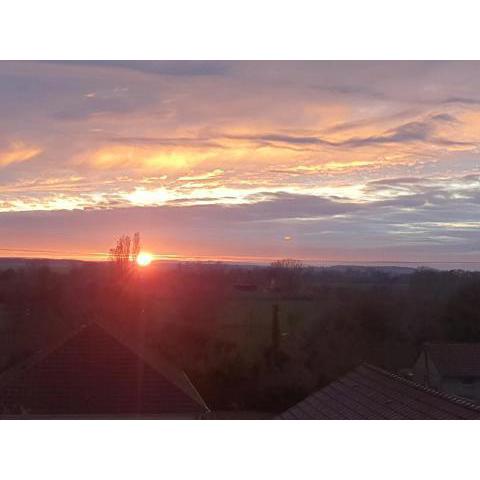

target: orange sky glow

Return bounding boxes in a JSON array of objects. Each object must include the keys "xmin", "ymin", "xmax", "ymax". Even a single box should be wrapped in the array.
[{"xmin": 1, "ymin": 61, "xmax": 480, "ymax": 266}]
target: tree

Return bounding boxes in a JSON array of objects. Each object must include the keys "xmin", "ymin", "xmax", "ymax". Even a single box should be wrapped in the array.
[
  {"xmin": 445, "ymin": 280, "xmax": 480, "ymax": 341},
  {"xmin": 109, "ymin": 232, "xmax": 141, "ymax": 275},
  {"xmin": 269, "ymin": 259, "xmax": 306, "ymax": 294}
]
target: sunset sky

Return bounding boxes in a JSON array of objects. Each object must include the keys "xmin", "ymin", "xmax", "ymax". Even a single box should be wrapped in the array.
[{"xmin": 1, "ymin": 61, "xmax": 480, "ymax": 264}]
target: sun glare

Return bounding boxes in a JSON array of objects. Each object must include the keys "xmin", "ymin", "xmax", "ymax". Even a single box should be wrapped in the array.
[{"xmin": 137, "ymin": 251, "xmax": 153, "ymax": 267}]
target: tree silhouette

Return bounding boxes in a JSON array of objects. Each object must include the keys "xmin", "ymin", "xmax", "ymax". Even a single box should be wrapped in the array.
[
  {"xmin": 269, "ymin": 258, "xmax": 306, "ymax": 294},
  {"xmin": 109, "ymin": 232, "xmax": 141, "ymax": 275}
]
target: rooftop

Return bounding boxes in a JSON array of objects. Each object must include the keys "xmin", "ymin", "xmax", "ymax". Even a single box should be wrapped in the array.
[
  {"xmin": 0, "ymin": 322, "xmax": 208, "ymax": 418},
  {"xmin": 278, "ymin": 364, "xmax": 480, "ymax": 420}
]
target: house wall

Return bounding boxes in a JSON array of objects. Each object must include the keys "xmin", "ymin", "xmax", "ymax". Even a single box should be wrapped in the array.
[
  {"xmin": 413, "ymin": 351, "xmax": 480, "ymax": 401},
  {"xmin": 412, "ymin": 351, "xmax": 442, "ymax": 389},
  {"xmin": 440, "ymin": 378, "xmax": 480, "ymax": 402}
]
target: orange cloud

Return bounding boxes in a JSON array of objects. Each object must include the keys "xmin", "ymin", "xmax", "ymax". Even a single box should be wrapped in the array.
[
  {"xmin": 76, "ymin": 144, "xmax": 219, "ymax": 172},
  {"xmin": 0, "ymin": 142, "xmax": 42, "ymax": 168}
]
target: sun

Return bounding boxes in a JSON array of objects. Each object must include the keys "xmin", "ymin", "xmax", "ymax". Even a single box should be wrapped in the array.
[{"xmin": 136, "ymin": 251, "xmax": 153, "ymax": 267}]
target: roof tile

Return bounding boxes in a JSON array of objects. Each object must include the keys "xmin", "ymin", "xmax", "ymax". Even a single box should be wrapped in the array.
[
  {"xmin": 0, "ymin": 323, "xmax": 207, "ymax": 418},
  {"xmin": 278, "ymin": 364, "xmax": 480, "ymax": 420}
]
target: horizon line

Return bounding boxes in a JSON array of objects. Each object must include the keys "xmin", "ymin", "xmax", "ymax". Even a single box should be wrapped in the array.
[{"xmin": 2, "ymin": 254, "xmax": 480, "ymax": 268}]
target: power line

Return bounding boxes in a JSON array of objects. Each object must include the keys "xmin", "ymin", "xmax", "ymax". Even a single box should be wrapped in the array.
[
  {"xmin": 0, "ymin": 247, "xmax": 107, "ymax": 257},
  {"xmin": 0, "ymin": 246, "xmax": 480, "ymax": 265}
]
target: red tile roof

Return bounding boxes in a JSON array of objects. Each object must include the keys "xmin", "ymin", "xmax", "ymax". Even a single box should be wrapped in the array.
[
  {"xmin": 424, "ymin": 343, "xmax": 480, "ymax": 377},
  {"xmin": 0, "ymin": 322, "xmax": 208, "ymax": 418},
  {"xmin": 278, "ymin": 364, "xmax": 480, "ymax": 420}
]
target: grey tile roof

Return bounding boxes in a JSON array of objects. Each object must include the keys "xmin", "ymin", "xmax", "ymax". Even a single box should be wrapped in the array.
[
  {"xmin": 424, "ymin": 343, "xmax": 480, "ymax": 377},
  {"xmin": 278, "ymin": 364, "xmax": 480, "ymax": 420}
]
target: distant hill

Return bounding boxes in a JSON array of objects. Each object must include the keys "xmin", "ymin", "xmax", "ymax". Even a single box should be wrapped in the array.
[
  {"xmin": 0, "ymin": 257, "xmax": 454, "ymax": 276},
  {"xmin": 320, "ymin": 265, "xmax": 418, "ymax": 275},
  {"xmin": 0, "ymin": 258, "xmax": 93, "ymax": 271}
]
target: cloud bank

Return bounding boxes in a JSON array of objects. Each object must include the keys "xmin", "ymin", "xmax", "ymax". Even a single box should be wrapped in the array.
[{"xmin": 1, "ymin": 61, "xmax": 480, "ymax": 263}]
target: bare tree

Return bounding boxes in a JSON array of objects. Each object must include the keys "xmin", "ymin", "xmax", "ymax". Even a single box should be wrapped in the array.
[
  {"xmin": 270, "ymin": 258, "xmax": 305, "ymax": 272},
  {"xmin": 109, "ymin": 232, "xmax": 141, "ymax": 275},
  {"xmin": 269, "ymin": 258, "xmax": 306, "ymax": 294},
  {"xmin": 131, "ymin": 232, "xmax": 140, "ymax": 265}
]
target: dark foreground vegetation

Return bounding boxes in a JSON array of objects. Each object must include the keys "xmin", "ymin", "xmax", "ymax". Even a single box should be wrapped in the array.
[{"xmin": 1, "ymin": 257, "xmax": 480, "ymax": 413}]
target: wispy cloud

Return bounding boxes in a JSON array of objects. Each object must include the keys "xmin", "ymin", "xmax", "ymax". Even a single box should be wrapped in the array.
[{"xmin": 0, "ymin": 142, "xmax": 42, "ymax": 168}]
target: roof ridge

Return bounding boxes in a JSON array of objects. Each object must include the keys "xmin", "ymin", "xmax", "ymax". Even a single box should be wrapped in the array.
[
  {"xmin": 96, "ymin": 321, "xmax": 209, "ymax": 410},
  {"xmin": 0, "ymin": 320, "xmax": 208, "ymax": 411},
  {"xmin": 0, "ymin": 322, "xmax": 92, "ymax": 390},
  {"xmin": 363, "ymin": 363, "xmax": 480, "ymax": 413}
]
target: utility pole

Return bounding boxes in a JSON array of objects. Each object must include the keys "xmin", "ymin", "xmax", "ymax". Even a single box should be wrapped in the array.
[{"xmin": 272, "ymin": 303, "xmax": 280, "ymax": 366}]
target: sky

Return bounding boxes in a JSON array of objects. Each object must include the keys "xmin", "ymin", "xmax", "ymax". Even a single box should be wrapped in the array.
[{"xmin": 1, "ymin": 61, "xmax": 480, "ymax": 265}]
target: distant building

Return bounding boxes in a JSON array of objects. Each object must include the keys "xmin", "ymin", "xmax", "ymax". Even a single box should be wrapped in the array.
[
  {"xmin": 278, "ymin": 364, "xmax": 480, "ymax": 419},
  {"xmin": 0, "ymin": 322, "xmax": 208, "ymax": 419},
  {"xmin": 412, "ymin": 343, "xmax": 480, "ymax": 402},
  {"xmin": 234, "ymin": 284, "xmax": 258, "ymax": 293}
]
